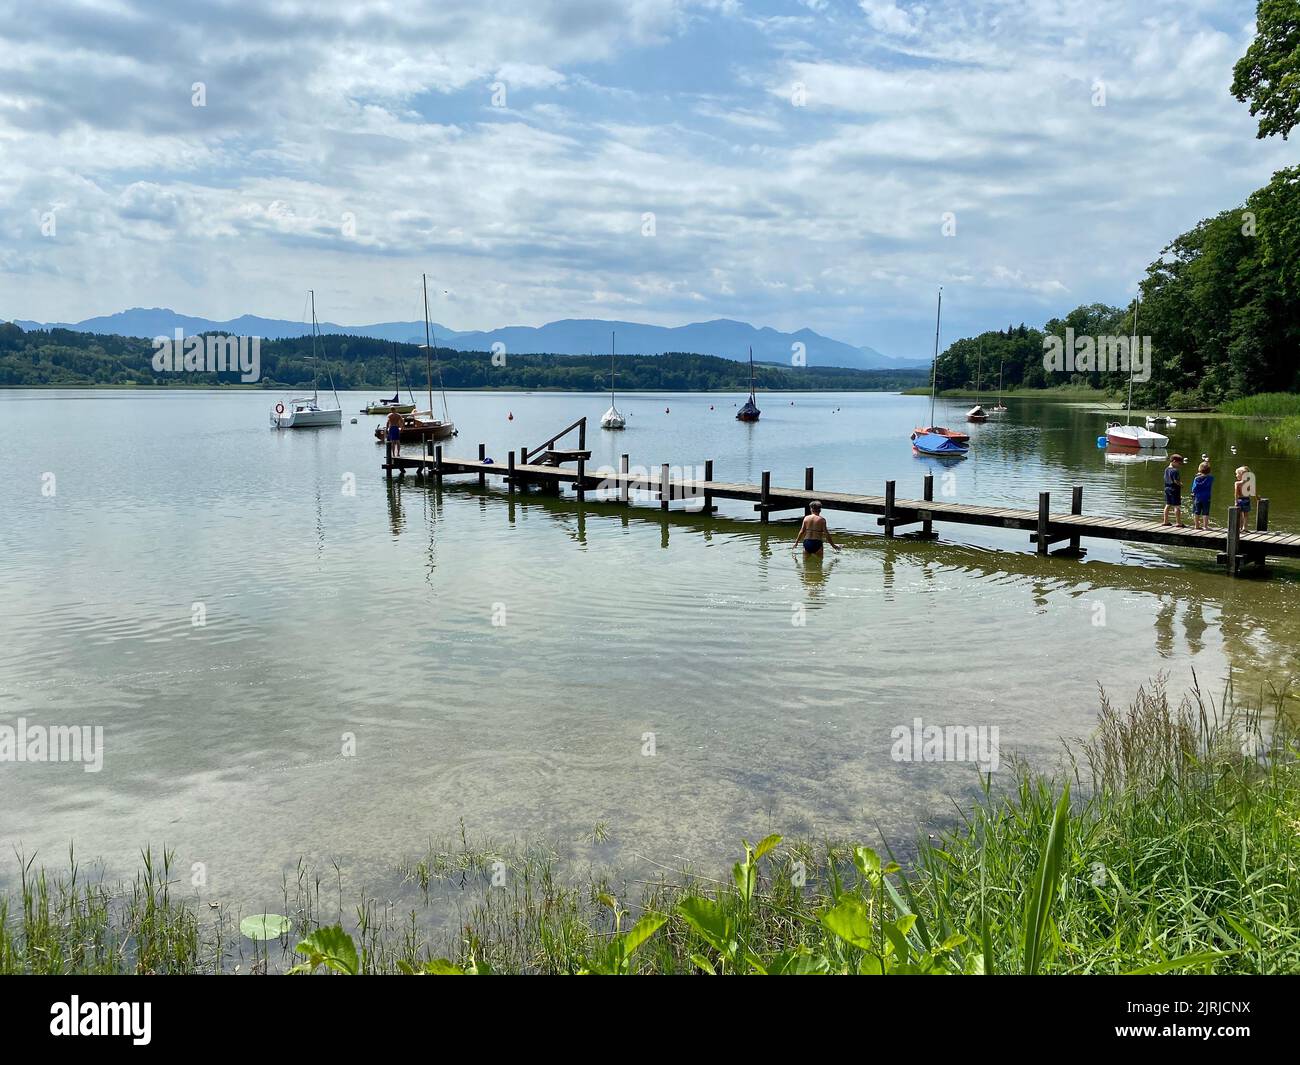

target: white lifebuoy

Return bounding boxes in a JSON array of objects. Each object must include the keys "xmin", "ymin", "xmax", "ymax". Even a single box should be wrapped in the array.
[{"xmin": 275, "ymin": 403, "xmax": 285, "ymax": 414}]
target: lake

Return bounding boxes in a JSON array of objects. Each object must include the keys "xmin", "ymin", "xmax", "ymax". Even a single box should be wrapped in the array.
[{"xmin": 1, "ymin": 388, "xmax": 1296, "ymax": 914}]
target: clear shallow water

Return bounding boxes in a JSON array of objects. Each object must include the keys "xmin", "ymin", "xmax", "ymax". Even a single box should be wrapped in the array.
[{"xmin": 1, "ymin": 388, "xmax": 1297, "ymax": 906}]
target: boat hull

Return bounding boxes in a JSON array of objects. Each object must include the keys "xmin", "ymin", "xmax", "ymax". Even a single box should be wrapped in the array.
[
  {"xmin": 912, "ymin": 432, "xmax": 969, "ymax": 458},
  {"xmin": 374, "ymin": 419, "xmax": 455, "ymax": 444},
  {"xmin": 600, "ymin": 406, "xmax": 625, "ymax": 430},
  {"xmin": 271, "ymin": 407, "xmax": 342, "ymax": 429},
  {"xmin": 1106, "ymin": 425, "xmax": 1168, "ymax": 448},
  {"xmin": 912, "ymin": 425, "xmax": 970, "ymax": 444},
  {"xmin": 363, "ymin": 403, "xmax": 415, "ymax": 415}
]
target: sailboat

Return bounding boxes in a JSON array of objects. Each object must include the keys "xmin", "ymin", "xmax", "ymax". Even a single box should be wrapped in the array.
[
  {"xmin": 966, "ymin": 340, "xmax": 988, "ymax": 422},
  {"xmin": 373, "ymin": 274, "xmax": 455, "ymax": 445},
  {"xmin": 736, "ymin": 346, "xmax": 760, "ymax": 422},
  {"xmin": 270, "ymin": 291, "xmax": 343, "ymax": 429},
  {"xmin": 990, "ymin": 357, "xmax": 1008, "ymax": 414},
  {"xmin": 912, "ymin": 287, "xmax": 970, "ymax": 450},
  {"xmin": 362, "ymin": 343, "xmax": 416, "ymax": 415},
  {"xmin": 1105, "ymin": 296, "xmax": 1168, "ymax": 448},
  {"xmin": 600, "ymin": 331, "xmax": 625, "ymax": 429}
]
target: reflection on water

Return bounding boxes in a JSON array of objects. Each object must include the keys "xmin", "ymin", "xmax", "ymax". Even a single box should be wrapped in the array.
[{"xmin": 0, "ymin": 388, "xmax": 1296, "ymax": 909}]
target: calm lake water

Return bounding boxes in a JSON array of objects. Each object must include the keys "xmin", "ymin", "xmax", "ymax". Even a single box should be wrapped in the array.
[{"xmin": 1, "ymin": 388, "xmax": 1297, "ymax": 912}]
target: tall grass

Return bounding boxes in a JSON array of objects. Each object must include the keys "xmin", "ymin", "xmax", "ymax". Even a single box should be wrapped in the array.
[
  {"xmin": 1220, "ymin": 392, "xmax": 1300, "ymax": 418},
  {"xmin": 2, "ymin": 682, "xmax": 1296, "ymax": 974}
]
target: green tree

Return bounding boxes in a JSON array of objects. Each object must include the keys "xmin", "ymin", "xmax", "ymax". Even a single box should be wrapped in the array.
[{"xmin": 1232, "ymin": 0, "xmax": 1300, "ymax": 141}]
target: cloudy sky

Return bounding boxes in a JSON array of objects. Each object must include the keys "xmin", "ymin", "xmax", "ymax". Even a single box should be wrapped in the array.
[{"xmin": 0, "ymin": 0, "xmax": 1291, "ymax": 355}]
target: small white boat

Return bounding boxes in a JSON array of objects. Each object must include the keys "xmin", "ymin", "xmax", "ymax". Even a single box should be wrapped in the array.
[
  {"xmin": 601, "ymin": 331, "xmax": 625, "ymax": 430},
  {"xmin": 272, "ymin": 398, "xmax": 342, "ymax": 429},
  {"xmin": 271, "ymin": 291, "xmax": 342, "ymax": 429},
  {"xmin": 1106, "ymin": 422, "xmax": 1169, "ymax": 448}
]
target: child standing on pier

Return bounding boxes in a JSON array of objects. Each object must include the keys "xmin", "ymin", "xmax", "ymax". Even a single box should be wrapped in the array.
[
  {"xmin": 1235, "ymin": 466, "xmax": 1254, "ymax": 533},
  {"xmin": 1161, "ymin": 454, "xmax": 1185, "ymax": 528},
  {"xmin": 1190, "ymin": 461, "xmax": 1213, "ymax": 531}
]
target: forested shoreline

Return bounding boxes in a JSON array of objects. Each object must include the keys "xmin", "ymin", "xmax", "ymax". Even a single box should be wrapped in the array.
[{"xmin": 0, "ymin": 324, "xmax": 925, "ymax": 392}]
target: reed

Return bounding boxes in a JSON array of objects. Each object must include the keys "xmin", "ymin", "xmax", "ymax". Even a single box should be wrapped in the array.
[
  {"xmin": 2, "ymin": 683, "xmax": 1295, "ymax": 974},
  {"xmin": 1220, "ymin": 392, "xmax": 1300, "ymax": 418}
]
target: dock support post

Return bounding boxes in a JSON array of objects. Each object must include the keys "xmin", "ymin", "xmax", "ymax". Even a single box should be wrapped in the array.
[
  {"xmin": 1225, "ymin": 507, "xmax": 1240, "ymax": 576},
  {"xmin": 704, "ymin": 459, "xmax": 714, "ymax": 513},
  {"xmin": 661, "ymin": 463, "xmax": 670, "ymax": 512},
  {"xmin": 1256, "ymin": 498, "xmax": 1269, "ymax": 533},
  {"xmin": 760, "ymin": 471, "xmax": 771, "ymax": 523},
  {"xmin": 385, "ymin": 445, "xmax": 393, "ymax": 480},
  {"xmin": 507, "ymin": 450, "xmax": 516, "ymax": 494},
  {"xmin": 576, "ymin": 456, "xmax": 585, "ymax": 501},
  {"xmin": 434, "ymin": 445, "xmax": 443, "ymax": 483},
  {"xmin": 804, "ymin": 467, "xmax": 814, "ymax": 514},
  {"xmin": 579, "ymin": 418, "xmax": 587, "ymax": 451},
  {"xmin": 620, "ymin": 454, "xmax": 630, "ymax": 505},
  {"xmin": 478, "ymin": 443, "xmax": 486, "ymax": 486},
  {"xmin": 1037, "ymin": 492, "xmax": 1050, "ymax": 555},
  {"xmin": 884, "ymin": 480, "xmax": 896, "ymax": 537},
  {"xmin": 1069, "ymin": 485, "xmax": 1082, "ymax": 554},
  {"xmin": 922, "ymin": 474, "xmax": 933, "ymax": 539}
]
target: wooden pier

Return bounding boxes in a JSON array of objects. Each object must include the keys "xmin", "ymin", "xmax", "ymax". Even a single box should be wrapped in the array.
[{"xmin": 383, "ymin": 430, "xmax": 1296, "ymax": 577}]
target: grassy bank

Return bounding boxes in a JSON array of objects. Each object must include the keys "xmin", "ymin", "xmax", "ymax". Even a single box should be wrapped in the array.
[{"xmin": 3, "ymin": 681, "xmax": 1295, "ymax": 975}]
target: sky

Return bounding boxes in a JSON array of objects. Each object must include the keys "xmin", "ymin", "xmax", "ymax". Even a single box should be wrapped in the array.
[{"xmin": 0, "ymin": 0, "xmax": 1292, "ymax": 357}]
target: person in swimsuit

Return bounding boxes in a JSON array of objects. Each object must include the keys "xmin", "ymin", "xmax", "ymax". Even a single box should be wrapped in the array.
[
  {"xmin": 792, "ymin": 501, "xmax": 840, "ymax": 555},
  {"xmin": 385, "ymin": 409, "xmax": 403, "ymax": 461}
]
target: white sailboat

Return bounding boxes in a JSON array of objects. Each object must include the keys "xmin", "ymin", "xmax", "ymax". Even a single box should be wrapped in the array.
[
  {"xmin": 600, "ymin": 331, "xmax": 625, "ymax": 430},
  {"xmin": 271, "ymin": 291, "xmax": 342, "ymax": 429},
  {"xmin": 990, "ymin": 356, "xmax": 1008, "ymax": 413},
  {"xmin": 1105, "ymin": 295, "xmax": 1168, "ymax": 448}
]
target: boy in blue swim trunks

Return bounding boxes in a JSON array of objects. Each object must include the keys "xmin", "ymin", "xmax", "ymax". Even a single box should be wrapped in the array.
[
  {"xmin": 1161, "ymin": 454, "xmax": 1185, "ymax": 528},
  {"xmin": 792, "ymin": 501, "xmax": 840, "ymax": 556},
  {"xmin": 1190, "ymin": 460, "xmax": 1213, "ymax": 531}
]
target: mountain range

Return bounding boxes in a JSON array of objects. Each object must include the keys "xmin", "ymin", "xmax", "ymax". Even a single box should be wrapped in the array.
[{"xmin": 11, "ymin": 308, "xmax": 926, "ymax": 370}]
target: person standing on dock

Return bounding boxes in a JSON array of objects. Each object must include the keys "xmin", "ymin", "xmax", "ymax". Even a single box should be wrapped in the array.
[
  {"xmin": 1235, "ymin": 466, "xmax": 1254, "ymax": 533},
  {"xmin": 1161, "ymin": 455, "xmax": 1185, "ymax": 528},
  {"xmin": 384, "ymin": 409, "xmax": 403, "ymax": 462},
  {"xmin": 792, "ymin": 501, "xmax": 840, "ymax": 556},
  {"xmin": 1190, "ymin": 461, "xmax": 1214, "ymax": 531}
]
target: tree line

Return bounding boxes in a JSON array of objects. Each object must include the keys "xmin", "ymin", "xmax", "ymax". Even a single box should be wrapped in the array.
[{"xmin": 0, "ymin": 324, "xmax": 926, "ymax": 393}]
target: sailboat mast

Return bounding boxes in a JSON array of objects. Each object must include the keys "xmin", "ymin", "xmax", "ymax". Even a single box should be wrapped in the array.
[
  {"xmin": 1127, "ymin": 296, "xmax": 1139, "ymax": 425},
  {"xmin": 976, "ymin": 339, "xmax": 982, "ymax": 398},
  {"xmin": 422, "ymin": 273, "xmax": 433, "ymax": 419},
  {"xmin": 929, "ymin": 286, "xmax": 942, "ymax": 426},
  {"xmin": 748, "ymin": 345, "xmax": 756, "ymax": 400},
  {"xmin": 310, "ymin": 289, "xmax": 319, "ymax": 404},
  {"xmin": 611, "ymin": 331, "xmax": 616, "ymax": 404}
]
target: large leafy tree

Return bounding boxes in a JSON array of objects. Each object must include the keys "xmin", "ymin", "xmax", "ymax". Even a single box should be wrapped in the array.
[{"xmin": 1231, "ymin": 0, "xmax": 1300, "ymax": 140}]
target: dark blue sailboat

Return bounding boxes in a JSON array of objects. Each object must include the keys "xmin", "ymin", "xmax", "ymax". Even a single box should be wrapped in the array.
[{"xmin": 736, "ymin": 346, "xmax": 760, "ymax": 421}]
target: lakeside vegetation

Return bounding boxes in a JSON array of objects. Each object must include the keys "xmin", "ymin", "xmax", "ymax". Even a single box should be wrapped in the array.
[
  {"xmin": 3, "ymin": 680, "xmax": 1295, "ymax": 975},
  {"xmin": 0, "ymin": 323, "xmax": 925, "ymax": 393}
]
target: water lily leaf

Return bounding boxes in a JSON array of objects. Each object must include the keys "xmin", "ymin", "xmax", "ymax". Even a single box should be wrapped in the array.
[{"xmin": 240, "ymin": 913, "xmax": 291, "ymax": 941}]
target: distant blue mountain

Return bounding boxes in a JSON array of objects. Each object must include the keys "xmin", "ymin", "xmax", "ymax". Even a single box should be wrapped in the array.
[{"xmin": 11, "ymin": 307, "xmax": 925, "ymax": 370}]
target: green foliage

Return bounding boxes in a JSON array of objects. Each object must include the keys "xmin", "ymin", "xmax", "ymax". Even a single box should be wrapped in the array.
[
  {"xmin": 0, "ymin": 324, "xmax": 925, "ymax": 392},
  {"xmin": 1231, "ymin": 0, "xmax": 1300, "ymax": 141},
  {"xmin": 290, "ymin": 924, "xmax": 359, "ymax": 975}
]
